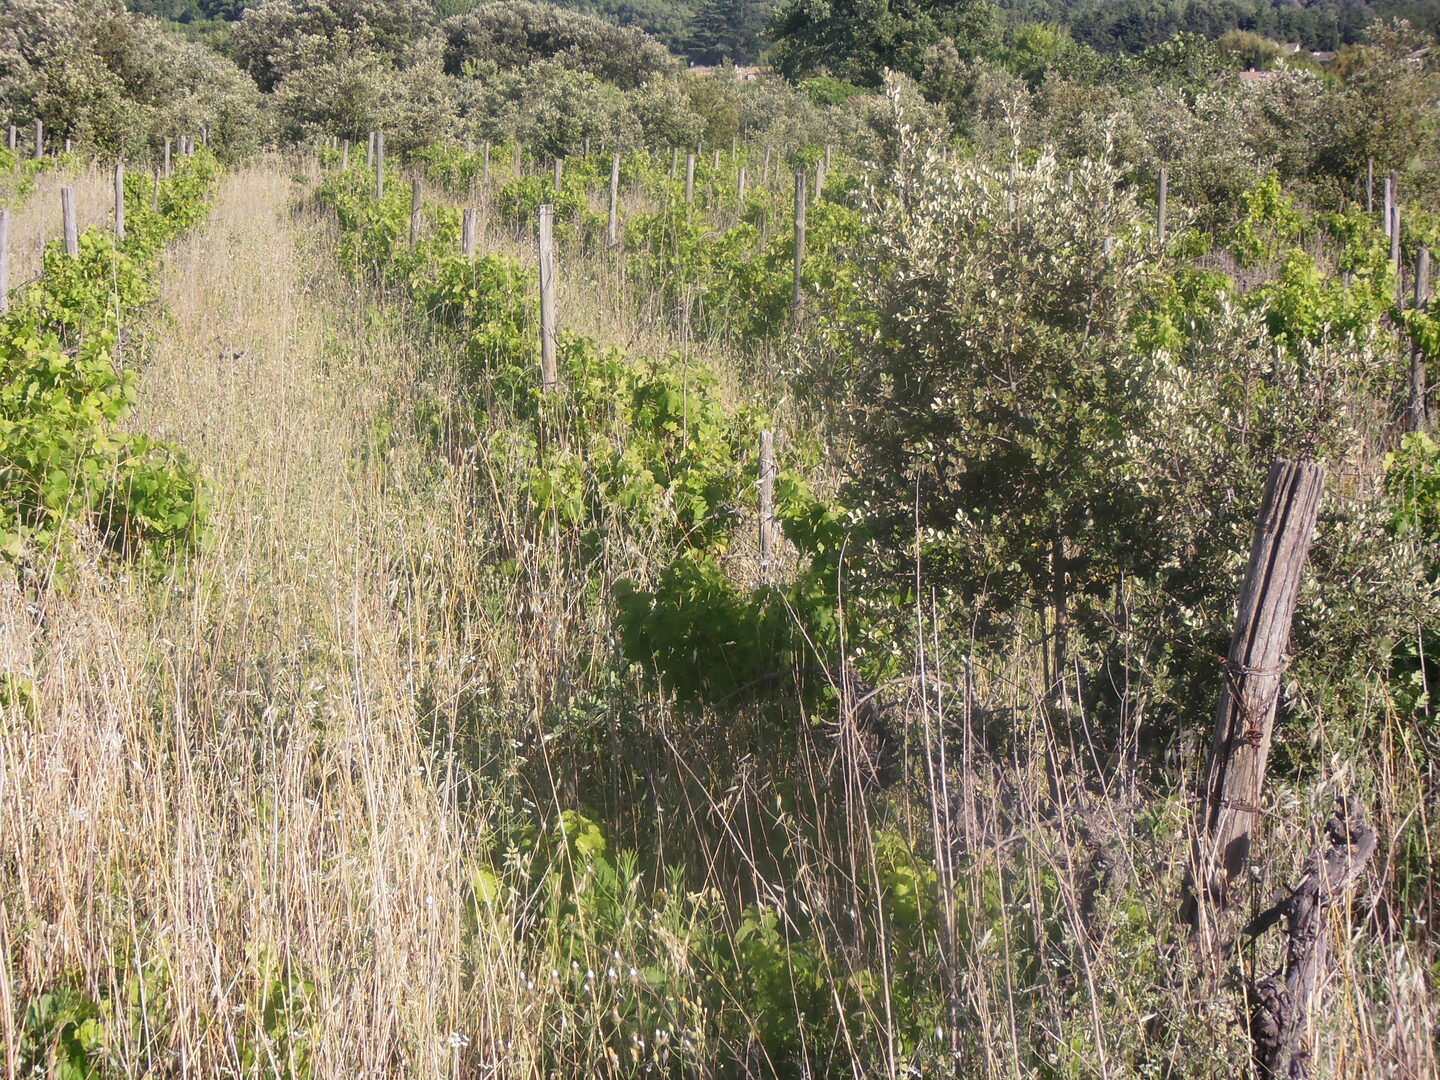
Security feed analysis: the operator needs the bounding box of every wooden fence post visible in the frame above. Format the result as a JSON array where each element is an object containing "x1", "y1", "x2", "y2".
[
  {"x1": 731, "y1": 134, "x2": 738, "y2": 162},
  {"x1": 409, "y1": 178, "x2": 421, "y2": 247},
  {"x1": 482, "y1": 141, "x2": 490, "y2": 185},
  {"x1": 814, "y1": 160, "x2": 823, "y2": 200},
  {"x1": 553, "y1": 156, "x2": 563, "y2": 191},
  {"x1": 1183, "y1": 458, "x2": 1325, "y2": 948},
  {"x1": 163, "y1": 137, "x2": 171, "y2": 178},
  {"x1": 537, "y1": 203, "x2": 558, "y2": 394},
  {"x1": 1410, "y1": 246, "x2": 1431, "y2": 432},
  {"x1": 61, "y1": 187, "x2": 78, "y2": 257},
  {"x1": 33, "y1": 119, "x2": 42, "y2": 160},
  {"x1": 584, "y1": 136, "x2": 590, "y2": 157},
  {"x1": 791, "y1": 169, "x2": 806, "y2": 330},
  {"x1": 737, "y1": 166, "x2": 747, "y2": 206},
  {"x1": 824, "y1": 144, "x2": 833, "y2": 172},
  {"x1": 513, "y1": 141, "x2": 522, "y2": 177},
  {"x1": 375, "y1": 132, "x2": 385, "y2": 199},
  {"x1": 64, "y1": 137, "x2": 71, "y2": 155},
  {"x1": 1385, "y1": 172, "x2": 1397, "y2": 255},
  {"x1": 762, "y1": 143, "x2": 771, "y2": 186},
  {"x1": 685, "y1": 153, "x2": 695, "y2": 204},
  {"x1": 670, "y1": 147, "x2": 678, "y2": 181},
  {"x1": 712, "y1": 148, "x2": 720, "y2": 170},
  {"x1": 759, "y1": 430, "x2": 777, "y2": 580},
  {"x1": 6, "y1": 125, "x2": 14, "y2": 152},
  {"x1": 341, "y1": 139, "x2": 349, "y2": 170},
  {"x1": 607, "y1": 151, "x2": 620, "y2": 248},
  {"x1": 1158, "y1": 166, "x2": 1168, "y2": 246},
  {"x1": 1391, "y1": 203, "x2": 1401, "y2": 271},
  {"x1": 0, "y1": 209, "x2": 8, "y2": 314},
  {"x1": 1365, "y1": 159, "x2": 1373, "y2": 214},
  {"x1": 462, "y1": 208, "x2": 476, "y2": 257},
  {"x1": 114, "y1": 162, "x2": 125, "y2": 242}
]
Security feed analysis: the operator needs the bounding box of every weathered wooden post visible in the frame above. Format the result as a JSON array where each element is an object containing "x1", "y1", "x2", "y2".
[
  {"x1": 814, "y1": 160, "x2": 823, "y2": 200},
  {"x1": 537, "y1": 203, "x2": 558, "y2": 394},
  {"x1": 1391, "y1": 203, "x2": 1401, "y2": 271},
  {"x1": 758, "y1": 430, "x2": 777, "y2": 580},
  {"x1": 151, "y1": 170, "x2": 160, "y2": 211},
  {"x1": 6, "y1": 125, "x2": 14, "y2": 152},
  {"x1": 375, "y1": 131, "x2": 385, "y2": 199},
  {"x1": 1365, "y1": 159, "x2": 1373, "y2": 214},
  {"x1": 731, "y1": 134, "x2": 738, "y2": 162},
  {"x1": 1410, "y1": 246, "x2": 1431, "y2": 432},
  {"x1": 1182, "y1": 458, "x2": 1325, "y2": 948},
  {"x1": 737, "y1": 166, "x2": 747, "y2": 206},
  {"x1": 762, "y1": 143, "x2": 771, "y2": 185},
  {"x1": 462, "y1": 208, "x2": 476, "y2": 257},
  {"x1": 824, "y1": 143, "x2": 833, "y2": 172},
  {"x1": 685, "y1": 153, "x2": 695, "y2": 204},
  {"x1": 1385, "y1": 172, "x2": 1397, "y2": 257},
  {"x1": 409, "y1": 178, "x2": 422, "y2": 247},
  {"x1": 482, "y1": 141, "x2": 490, "y2": 185},
  {"x1": 0, "y1": 209, "x2": 9, "y2": 314},
  {"x1": 114, "y1": 162, "x2": 125, "y2": 242},
  {"x1": 583, "y1": 136, "x2": 590, "y2": 157},
  {"x1": 553, "y1": 156, "x2": 563, "y2": 191},
  {"x1": 33, "y1": 119, "x2": 42, "y2": 160},
  {"x1": 163, "y1": 137, "x2": 171, "y2": 178},
  {"x1": 513, "y1": 141, "x2": 522, "y2": 176},
  {"x1": 63, "y1": 137, "x2": 71, "y2": 155},
  {"x1": 712, "y1": 148, "x2": 720, "y2": 170},
  {"x1": 791, "y1": 169, "x2": 806, "y2": 330},
  {"x1": 341, "y1": 138, "x2": 349, "y2": 170},
  {"x1": 670, "y1": 147, "x2": 678, "y2": 181},
  {"x1": 61, "y1": 187, "x2": 78, "y2": 257},
  {"x1": 1158, "y1": 166, "x2": 1168, "y2": 246},
  {"x1": 607, "y1": 151, "x2": 620, "y2": 248}
]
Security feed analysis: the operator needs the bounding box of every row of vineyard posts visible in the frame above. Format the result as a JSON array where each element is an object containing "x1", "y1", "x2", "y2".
[
  {"x1": 314, "y1": 129, "x2": 1432, "y2": 1080},
  {"x1": 0, "y1": 127, "x2": 209, "y2": 313},
  {"x1": 306, "y1": 131, "x2": 1432, "y2": 438},
  {"x1": 1, "y1": 122, "x2": 1408, "y2": 1077}
]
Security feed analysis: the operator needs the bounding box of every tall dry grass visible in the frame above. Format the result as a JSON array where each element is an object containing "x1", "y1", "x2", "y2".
[
  {"x1": 2, "y1": 161, "x2": 120, "y2": 288},
  {"x1": 1, "y1": 156, "x2": 1435, "y2": 1079}
]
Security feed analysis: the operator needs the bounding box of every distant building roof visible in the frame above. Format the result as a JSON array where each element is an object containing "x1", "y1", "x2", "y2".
[{"x1": 1239, "y1": 70, "x2": 1277, "y2": 83}]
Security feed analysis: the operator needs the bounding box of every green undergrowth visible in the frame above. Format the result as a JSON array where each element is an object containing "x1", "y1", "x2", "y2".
[
  {"x1": 319, "y1": 161, "x2": 856, "y2": 712},
  {"x1": 314, "y1": 157, "x2": 962, "y2": 1075},
  {"x1": 311, "y1": 139, "x2": 1440, "y2": 1078},
  {"x1": 0, "y1": 149, "x2": 218, "y2": 564},
  {"x1": 0, "y1": 145, "x2": 72, "y2": 206}
]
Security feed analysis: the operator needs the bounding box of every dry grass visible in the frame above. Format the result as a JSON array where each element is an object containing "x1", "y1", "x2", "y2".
[
  {"x1": 1, "y1": 160, "x2": 531, "y2": 1075},
  {"x1": 2, "y1": 157, "x2": 1436, "y2": 1079},
  {"x1": 2, "y1": 161, "x2": 119, "y2": 289}
]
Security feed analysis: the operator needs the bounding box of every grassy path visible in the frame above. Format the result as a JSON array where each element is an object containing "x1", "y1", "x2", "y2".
[{"x1": 2, "y1": 162, "x2": 519, "y2": 1076}]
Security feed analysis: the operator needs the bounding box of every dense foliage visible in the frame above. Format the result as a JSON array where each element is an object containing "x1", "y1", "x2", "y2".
[
  {"x1": 0, "y1": 0, "x2": 259, "y2": 160},
  {"x1": 7, "y1": 1, "x2": 1440, "y2": 1077}
]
